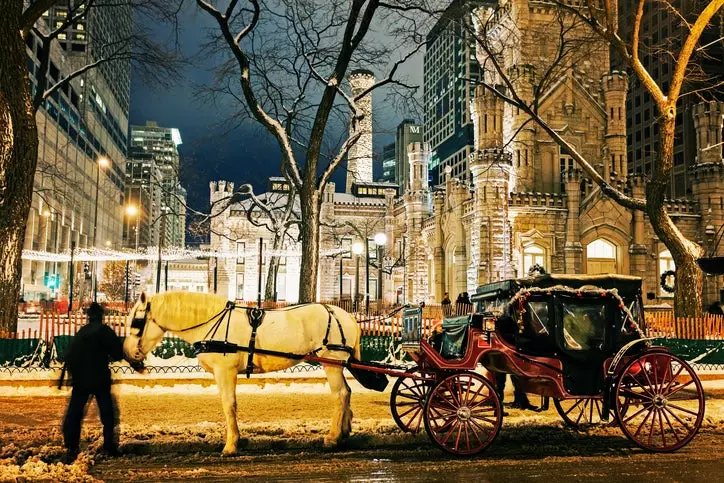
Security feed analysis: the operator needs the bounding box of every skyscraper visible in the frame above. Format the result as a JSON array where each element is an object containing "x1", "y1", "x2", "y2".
[
  {"x1": 21, "y1": 5, "x2": 132, "y2": 300},
  {"x1": 128, "y1": 122, "x2": 186, "y2": 248},
  {"x1": 380, "y1": 143, "x2": 396, "y2": 183},
  {"x1": 618, "y1": 1, "x2": 724, "y2": 197},
  {"x1": 423, "y1": 0, "x2": 490, "y2": 187},
  {"x1": 395, "y1": 120, "x2": 423, "y2": 190}
]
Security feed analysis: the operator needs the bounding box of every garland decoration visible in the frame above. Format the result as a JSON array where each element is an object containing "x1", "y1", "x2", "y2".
[
  {"x1": 508, "y1": 284, "x2": 645, "y2": 338},
  {"x1": 660, "y1": 270, "x2": 676, "y2": 294}
]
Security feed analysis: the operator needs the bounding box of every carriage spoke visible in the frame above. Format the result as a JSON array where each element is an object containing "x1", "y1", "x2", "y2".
[
  {"x1": 658, "y1": 408, "x2": 667, "y2": 448},
  {"x1": 622, "y1": 402, "x2": 650, "y2": 424},
  {"x1": 637, "y1": 360, "x2": 657, "y2": 397},
  {"x1": 663, "y1": 406, "x2": 693, "y2": 432},
  {"x1": 648, "y1": 407, "x2": 658, "y2": 447},
  {"x1": 665, "y1": 402, "x2": 700, "y2": 417},
  {"x1": 661, "y1": 407, "x2": 682, "y2": 443},
  {"x1": 665, "y1": 379, "x2": 695, "y2": 398},
  {"x1": 632, "y1": 405, "x2": 655, "y2": 439},
  {"x1": 398, "y1": 404, "x2": 423, "y2": 420},
  {"x1": 564, "y1": 398, "x2": 584, "y2": 416},
  {"x1": 662, "y1": 363, "x2": 684, "y2": 395},
  {"x1": 620, "y1": 387, "x2": 653, "y2": 401}
]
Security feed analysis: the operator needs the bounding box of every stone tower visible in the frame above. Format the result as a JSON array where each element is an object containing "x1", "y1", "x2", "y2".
[
  {"x1": 601, "y1": 71, "x2": 629, "y2": 179},
  {"x1": 405, "y1": 142, "x2": 431, "y2": 303},
  {"x1": 209, "y1": 181, "x2": 235, "y2": 299},
  {"x1": 691, "y1": 101, "x2": 724, "y2": 305},
  {"x1": 346, "y1": 69, "x2": 375, "y2": 193},
  {"x1": 470, "y1": 85, "x2": 514, "y2": 284}
]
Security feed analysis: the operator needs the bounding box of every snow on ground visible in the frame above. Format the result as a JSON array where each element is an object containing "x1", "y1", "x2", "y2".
[{"x1": 1, "y1": 384, "x2": 723, "y2": 482}]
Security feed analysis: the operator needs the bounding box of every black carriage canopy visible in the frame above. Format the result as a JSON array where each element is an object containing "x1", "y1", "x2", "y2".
[{"x1": 471, "y1": 273, "x2": 643, "y2": 307}]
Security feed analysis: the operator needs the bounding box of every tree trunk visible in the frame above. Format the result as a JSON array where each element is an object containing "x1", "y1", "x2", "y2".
[
  {"x1": 646, "y1": 114, "x2": 703, "y2": 317},
  {"x1": 0, "y1": 6, "x2": 40, "y2": 333},
  {"x1": 297, "y1": 187, "x2": 320, "y2": 303},
  {"x1": 264, "y1": 230, "x2": 284, "y2": 301}
]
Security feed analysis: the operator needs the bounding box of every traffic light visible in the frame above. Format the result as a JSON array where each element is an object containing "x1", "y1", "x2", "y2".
[
  {"x1": 44, "y1": 273, "x2": 60, "y2": 289},
  {"x1": 83, "y1": 262, "x2": 91, "y2": 280}
]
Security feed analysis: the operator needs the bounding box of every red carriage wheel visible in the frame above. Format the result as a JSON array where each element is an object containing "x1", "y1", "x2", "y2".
[
  {"x1": 390, "y1": 375, "x2": 431, "y2": 433},
  {"x1": 554, "y1": 398, "x2": 615, "y2": 428},
  {"x1": 423, "y1": 372, "x2": 503, "y2": 456},
  {"x1": 615, "y1": 352, "x2": 705, "y2": 452}
]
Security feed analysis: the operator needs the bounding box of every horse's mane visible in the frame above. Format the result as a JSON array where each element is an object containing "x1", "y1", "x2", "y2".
[{"x1": 150, "y1": 292, "x2": 230, "y2": 331}]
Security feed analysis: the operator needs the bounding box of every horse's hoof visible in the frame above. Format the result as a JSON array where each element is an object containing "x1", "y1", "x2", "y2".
[
  {"x1": 323, "y1": 436, "x2": 340, "y2": 448},
  {"x1": 221, "y1": 447, "x2": 238, "y2": 457}
]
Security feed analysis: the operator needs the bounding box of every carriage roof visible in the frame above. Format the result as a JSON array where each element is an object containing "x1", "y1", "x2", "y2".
[{"x1": 471, "y1": 274, "x2": 642, "y2": 303}]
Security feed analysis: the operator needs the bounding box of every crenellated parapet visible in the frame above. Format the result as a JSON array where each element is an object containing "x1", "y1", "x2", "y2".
[{"x1": 509, "y1": 192, "x2": 566, "y2": 209}]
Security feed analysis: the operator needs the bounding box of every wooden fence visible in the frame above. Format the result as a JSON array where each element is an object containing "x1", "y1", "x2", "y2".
[
  {"x1": 7, "y1": 306, "x2": 722, "y2": 344},
  {"x1": 645, "y1": 312, "x2": 724, "y2": 340}
]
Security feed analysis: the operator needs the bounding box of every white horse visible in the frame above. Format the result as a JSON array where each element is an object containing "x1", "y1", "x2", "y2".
[{"x1": 123, "y1": 291, "x2": 362, "y2": 455}]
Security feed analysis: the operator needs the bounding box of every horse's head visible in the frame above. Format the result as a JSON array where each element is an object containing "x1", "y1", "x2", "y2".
[{"x1": 124, "y1": 292, "x2": 165, "y2": 362}]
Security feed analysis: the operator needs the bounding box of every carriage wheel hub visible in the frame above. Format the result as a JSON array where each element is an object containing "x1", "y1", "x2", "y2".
[
  {"x1": 457, "y1": 407, "x2": 472, "y2": 421},
  {"x1": 653, "y1": 394, "x2": 667, "y2": 408}
]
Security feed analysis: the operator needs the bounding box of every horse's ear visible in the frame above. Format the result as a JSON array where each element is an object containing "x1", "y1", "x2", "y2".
[{"x1": 140, "y1": 291, "x2": 147, "y2": 304}]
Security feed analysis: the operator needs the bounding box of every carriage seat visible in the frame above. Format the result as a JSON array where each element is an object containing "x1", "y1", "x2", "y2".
[{"x1": 439, "y1": 316, "x2": 470, "y2": 359}]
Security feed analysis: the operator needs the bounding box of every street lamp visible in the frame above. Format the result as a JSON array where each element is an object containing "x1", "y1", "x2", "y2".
[
  {"x1": 92, "y1": 156, "x2": 110, "y2": 301},
  {"x1": 374, "y1": 232, "x2": 387, "y2": 303},
  {"x1": 124, "y1": 203, "x2": 140, "y2": 306},
  {"x1": 352, "y1": 241, "x2": 364, "y2": 312}
]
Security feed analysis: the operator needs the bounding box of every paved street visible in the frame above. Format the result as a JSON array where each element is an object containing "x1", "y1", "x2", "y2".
[{"x1": 1, "y1": 388, "x2": 722, "y2": 481}]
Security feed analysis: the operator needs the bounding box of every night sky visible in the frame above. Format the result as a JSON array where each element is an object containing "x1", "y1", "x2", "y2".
[{"x1": 129, "y1": 5, "x2": 423, "y2": 220}]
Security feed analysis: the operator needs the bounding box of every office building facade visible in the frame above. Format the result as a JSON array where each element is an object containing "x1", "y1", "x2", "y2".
[
  {"x1": 423, "y1": 0, "x2": 489, "y2": 188},
  {"x1": 618, "y1": 1, "x2": 724, "y2": 197},
  {"x1": 21, "y1": 5, "x2": 131, "y2": 301},
  {"x1": 394, "y1": 120, "x2": 422, "y2": 190},
  {"x1": 127, "y1": 122, "x2": 186, "y2": 248}
]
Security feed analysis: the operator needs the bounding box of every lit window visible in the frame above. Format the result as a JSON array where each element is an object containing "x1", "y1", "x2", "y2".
[
  {"x1": 236, "y1": 241, "x2": 245, "y2": 264},
  {"x1": 58, "y1": 33, "x2": 66, "y2": 40},
  {"x1": 587, "y1": 239, "x2": 616, "y2": 259},
  {"x1": 523, "y1": 244, "x2": 546, "y2": 275}
]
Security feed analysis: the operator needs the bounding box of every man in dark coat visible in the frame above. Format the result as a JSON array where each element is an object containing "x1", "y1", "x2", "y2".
[{"x1": 61, "y1": 302, "x2": 123, "y2": 463}]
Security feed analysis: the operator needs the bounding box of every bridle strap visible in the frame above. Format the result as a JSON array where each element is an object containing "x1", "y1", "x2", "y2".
[{"x1": 245, "y1": 307, "x2": 265, "y2": 378}]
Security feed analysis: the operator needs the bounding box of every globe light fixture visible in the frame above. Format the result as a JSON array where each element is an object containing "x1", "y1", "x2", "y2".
[
  {"x1": 125, "y1": 204, "x2": 139, "y2": 216},
  {"x1": 374, "y1": 232, "x2": 387, "y2": 246},
  {"x1": 97, "y1": 156, "x2": 110, "y2": 168},
  {"x1": 352, "y1": 241, "x2": 364, "y2": 255}
]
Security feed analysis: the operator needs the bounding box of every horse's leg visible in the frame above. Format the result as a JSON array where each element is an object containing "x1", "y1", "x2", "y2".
[
  {"x1": 340, "y1": 376, "x2": 353, "y2": 439},
  {"x1": 212, "y1": 361, "x2": 240, "y2": 456},
  {"x1": 322, "y1": 364, "x2": 351, "y2": 447}
]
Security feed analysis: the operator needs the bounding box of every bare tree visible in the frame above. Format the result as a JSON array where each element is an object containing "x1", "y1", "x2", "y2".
[
  {"x1": 194, "y1": 0, "x2": 438, "y2": 302},
  {"x1": 235, "y1": 183, "x2": 300, "y2": 300},
  {"x1": 0, "y1": 0, "x2": 182, "y2": 332},
  {"x1": 468, "y1": 1, "x2": 723, "y2": 316}
]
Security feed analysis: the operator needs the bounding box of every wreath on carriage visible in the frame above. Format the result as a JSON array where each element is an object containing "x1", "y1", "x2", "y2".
[{"x1": 660, "y1": 269, "x2": 676, "y2": 293}]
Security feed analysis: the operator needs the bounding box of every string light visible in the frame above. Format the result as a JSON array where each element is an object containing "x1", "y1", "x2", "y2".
[{"x1": 21, "y1": 245, "x2": 352, "y2": 262}]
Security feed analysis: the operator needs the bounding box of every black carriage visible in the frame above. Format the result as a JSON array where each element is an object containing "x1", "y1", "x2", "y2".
[{"x1": 389, "y1": 274, "x2": 705, "y2": 455}]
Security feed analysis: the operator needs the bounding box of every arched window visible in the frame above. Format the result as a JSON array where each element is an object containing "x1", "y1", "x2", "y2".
[
  {"x1": 587, "y1": 239, "x2": 616, "y2": 259},
  {"x1": 523, "y1": 244, "x2": 546, "y2": 276},
  {"x1": 586, "y1": 239, "x2": 617, "y2": 274}
]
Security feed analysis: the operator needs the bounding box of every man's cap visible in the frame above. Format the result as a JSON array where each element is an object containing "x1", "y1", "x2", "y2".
[{"x1": 86, "y1": 302, "x2": 104, "y2": 318}]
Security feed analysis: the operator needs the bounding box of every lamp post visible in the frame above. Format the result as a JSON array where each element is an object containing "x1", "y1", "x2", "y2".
[
  {"x1": 374, "y1": 232, "x2": 387, "y2": 305},
  {"x1": 92, "y1": 156, "x2": 110, "y2": 301},
  {"x1": 352, "y1": 241, "x2": 364, "y2": 312},
  {"x1": 124, "y1": 204, "x2": 139, "y2": 306}
]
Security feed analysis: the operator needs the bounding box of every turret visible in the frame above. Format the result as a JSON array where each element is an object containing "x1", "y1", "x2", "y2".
[
  {"x1": 601, "y1": 71, "x2": 629, "y2": 179},
  {"x1": 346, "y1": 69, "x2": 375, "y2": 193},
  {"x1": 408, "y1": 142, "x2": 431, "y2": 193},
  {"x1": 693, "y1": 101, "x2": 724, "y2": 166}
]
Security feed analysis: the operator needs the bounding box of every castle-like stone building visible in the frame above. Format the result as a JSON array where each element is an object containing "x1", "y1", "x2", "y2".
[{"x1": 210, "y1": 1, "x2": 723, "y2": 307}]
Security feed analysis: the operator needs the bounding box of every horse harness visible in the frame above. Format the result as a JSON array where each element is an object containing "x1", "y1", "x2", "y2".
[{"x1": 190, "y1": 302, "x2": 354, "y2": 378}]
